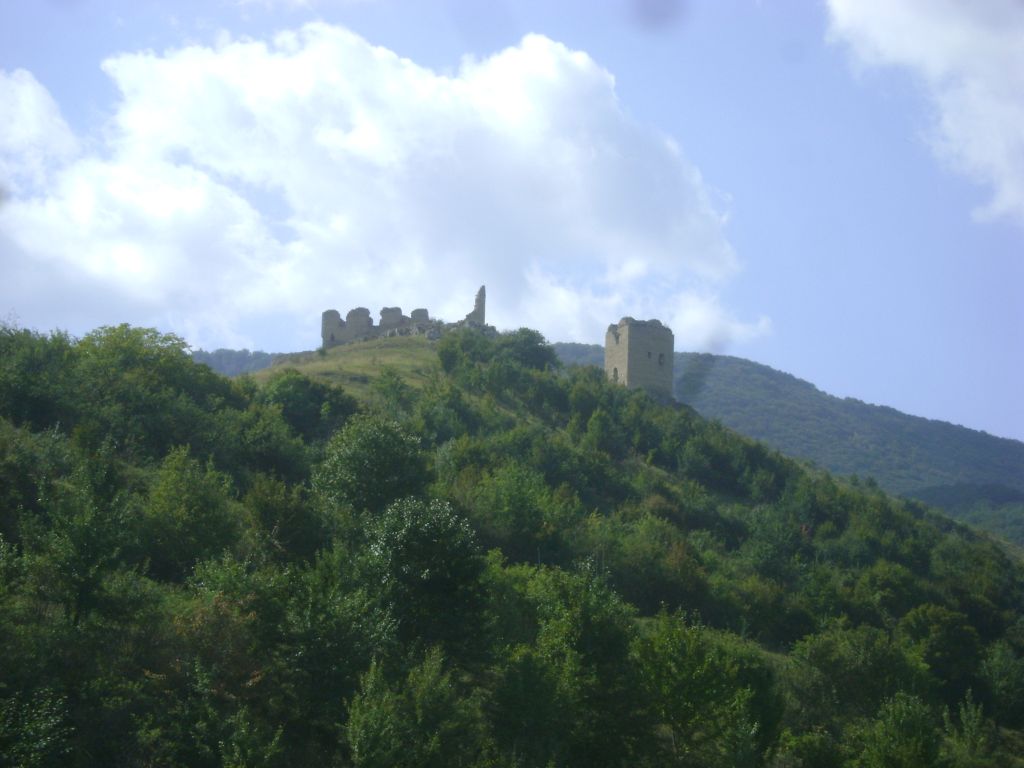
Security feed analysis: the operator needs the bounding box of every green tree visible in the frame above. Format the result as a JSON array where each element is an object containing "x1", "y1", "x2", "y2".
[
  {"x1": 494, "y1": 328, "x2": 559, "y2": 371},
  {"x1": 0, "y1": 689, "x2": 72, "y2": 768},
  {"x1": 21, "y1": 468, "x2": 133, "y2": 626},
  {"x1": 980, "y1": 640, "x2": 1024, "y2": 727},
  {"x1": 369, "y1": 367, "x2": 415, "y2": 417},
  {"x1": 0, "y1": 325, "x2": 76, "y2": 433},
  {"x1": 582, "y1": 406, "x2": 619, "y2": 456},
  {"x1": 73, "y1": 325, "x2": 240, "y2": 460},
  {"x1": 847, "y1": 692, "x2": 940, "y2": 768},
  {"x1": 258, "y1": 368, "x2": 357, "y2": 443},
  {"x1": 280, "y1": 544, "x2": 395, "y2": 758},
  {"x1": 852, "y1": 560, "x2": 926, "y2": 624},
  {"x1": 898, "y1": 604, "x2": 981, "y2": 706},
  {"x1": 243, "y1": 474, "x2": 322, "y2": 561},
  {"x1": 0, "y1": 417, "x2": 75, "y2": 545},
  {"x1": 633, "y1": 612, "x2": 770, "y2": 766},
  {"x1": 141, "y1": 447, "x2": 239, "y2": 581},
  {"x1": 411, "y1": 380, "x2": 480, "y2": 446},
  {"x1": 346, "y1": 649, "x2": 488, "y2": 768},
  {"x1": 362, "y1": 498, "x2": 484, "y2": 656},
  {"x1": 214, "y1": 402, "x2": 310, "y2": 485},
  {"x1": 941, "y1": 691, "x2": 998, "y2": 768},
  {"x1": 466, "y1": 462, "x2": 557, "y2": 563},
  {"x1": 312, "y1": 415, "x2": 427, "y2": 516},
  {"x1": 787, "y1": 620, "x2": 930, "y2": 728},
  {"x1": 489, "y1": 643, "x2": 568, "y2": 766},
  {"x1": 524, "y1": 563, "x2": 649, "y2": 767}
]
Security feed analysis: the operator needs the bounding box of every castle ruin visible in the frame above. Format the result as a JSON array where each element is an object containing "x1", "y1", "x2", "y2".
[
  {"x1": 321, "y1": 285, "x2": 491, "y2": 349},
  {"x1": 605, "y1": 317, "x2": 674, "y2": 401}
]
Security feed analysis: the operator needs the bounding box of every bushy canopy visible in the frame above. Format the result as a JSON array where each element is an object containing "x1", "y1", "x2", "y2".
[{"x1": 1, "y1": 323, "x2": 1023, "y2": 766}]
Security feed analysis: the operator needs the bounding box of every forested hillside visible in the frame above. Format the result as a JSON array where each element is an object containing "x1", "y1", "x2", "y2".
[
  {"x1": 555, "y1": 343, "x2": 1024, "y2": 532},
  {"x1": 5, "y1": 324, "x2": 1024, "y2": 766}
]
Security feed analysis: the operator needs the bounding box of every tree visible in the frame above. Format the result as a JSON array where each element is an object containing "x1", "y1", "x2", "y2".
[
  {"x1": 580, "y1": 406, "x2": 609, "y2": 455},
  {"x1": 941, "y1": 691, "x2": 998, "y2": 768},
  {"x1": 362, "y1": 498, "x2": 484, "y2": 656},
  {"x1": 0, "y1": 689, "x2": 72, "y2": 767},
  {"x1": 346, "y1": 649, "x2": 488, "y2": 768},
  {"x1": 633, "y1": 612, "x2": 769, "y2": 766},
  {"x1": 0, "y1": 325, "x2": 76, "y2": 433},
  {"x1": 898, "y1": 604, "x2": 981, "y2": 706},
  {"x1": 73, "y1": 325, "x2": 240, "y2": 460},
  {"x1": 278, "y1": 544, "x2": 395, "y2": 760},
  {"x1": 520, "y1": 563, "x2": 649, "y2": 767},
  {"x1": 243, "y1": 474, "x2": 322, "y2": 561},
  {"x1": 312, "y1": 415, "x2": 427, "y2": 516},
  {"x1": 258, "y1": 368, "x2": 357, "y2": 442},
  {"x1": 847, "y1": 692, "x2": 940, "y2": 768},
  {"x1": 494, "y1": 328, "x2": 559, "y2": 371},
  {"x1": 787, "y1": 620, "x2": 930, "y2": 728},
  {"x1": 141, "y1": 447, "x2": 239, "y2": 581},
  {"x1": 466, "y1": 462, "x2": 555, "y2": 563},
  {"x1": 980, "y1": 639, "x2": 1024, "y2": 727}
]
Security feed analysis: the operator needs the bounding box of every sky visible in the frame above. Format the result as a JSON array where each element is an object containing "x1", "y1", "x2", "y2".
[{"x1": 1, "y1": 0, "x2": 1022, "y2": 442}]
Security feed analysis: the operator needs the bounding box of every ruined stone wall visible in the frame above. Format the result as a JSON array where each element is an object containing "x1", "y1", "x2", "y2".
[
  {"x1": 605, "y1": 317, "x2": 674, "y2": 401},
  {"x1": 321, "y1": 307, "x2": 378, "y2": 348},
  {"x1": 321, "y1": 286, "x2": 490, "y2": 349},
  {"x1": 322, "y1": 306, "x2": 426, "y2": 348},
  {"x1": 321, "y1": 310, "x2": 343, "y2": 347}
]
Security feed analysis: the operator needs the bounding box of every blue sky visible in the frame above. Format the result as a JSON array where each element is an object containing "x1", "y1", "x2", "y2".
[{"x1": 1, "y1": 0, "x2": 1022, "y2": 441}]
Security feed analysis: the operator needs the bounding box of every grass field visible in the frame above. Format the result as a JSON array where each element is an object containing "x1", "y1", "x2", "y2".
[{"x1": 251, "y1": 335, "x2": 441, "y2": 401}]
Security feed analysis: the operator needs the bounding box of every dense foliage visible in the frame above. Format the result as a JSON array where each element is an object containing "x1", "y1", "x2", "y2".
[
  {"x1": 3, "y1": 323, "x2": 1024, "y2": 766},
  {"x1": 556, "y1": 343, "x2": 1024, "y2": 543}
]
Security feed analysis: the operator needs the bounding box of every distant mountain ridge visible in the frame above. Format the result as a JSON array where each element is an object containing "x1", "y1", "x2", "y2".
[
  {"x1": 553, "y1": 343, "x2": 1024, "y2": 505},
  {"x1": 191, "y1": 348, "x2": 278, "y2": 377}
]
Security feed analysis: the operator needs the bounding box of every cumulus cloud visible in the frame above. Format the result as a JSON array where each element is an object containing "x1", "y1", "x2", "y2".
[
  {"x1": 669, "y1": 292, "x2": 771, "y2": 352},
  {"x1": 0, "y1": 69, "x2": 79, "y2": 194},
  {"x1": 827, "y1": 0, "x2": 1024, "y2": 225},
  {"x1": 0, "y1": 23, "x2": 764, "y2": 351}
]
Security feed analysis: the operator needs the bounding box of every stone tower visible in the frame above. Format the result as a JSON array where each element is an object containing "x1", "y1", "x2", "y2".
[{"x1": 604, "y1": 317, "x2": 674, "y2": 401}]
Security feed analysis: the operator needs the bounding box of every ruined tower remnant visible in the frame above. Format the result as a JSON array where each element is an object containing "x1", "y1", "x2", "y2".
[
  {"x1": 604, "y1": 317, "x2": 674, "y2": 401},
  {"x1": 464, "y1": 285, "x2": 486, "y2": 325}
]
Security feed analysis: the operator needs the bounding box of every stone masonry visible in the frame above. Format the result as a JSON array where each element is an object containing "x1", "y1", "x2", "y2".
[
  {"x1": 321, "y1": 285, "x2": 490, "y2": 349},
  {"x1": 604, "y1": 317, "x2": 674, "y2": 401}
]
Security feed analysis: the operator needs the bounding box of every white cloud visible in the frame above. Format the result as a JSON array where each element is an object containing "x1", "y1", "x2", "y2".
[
  {"x1": 668, "y1": 292, "x2": 771, "y2": 352},
  {"x1": 827, "y1": 0, "x2": 1024, "y2": 224},
  {"x1": 1, "y1": 23, "x2": 762, "y2": 351},
  {"x1": 0, "y1": 69, "x2": 79, "y2": 194}
]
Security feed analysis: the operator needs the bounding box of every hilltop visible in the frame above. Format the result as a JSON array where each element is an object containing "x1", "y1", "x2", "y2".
[
  {"x1": 8, "y1": 323, "x2": 1024, "y2": 765},
  {"x1": 196, "y1": 342, "x2": 1024, "y2": 500},
  {"x1": 194, "y1": 340, "x2": 1024, "y2": 543}
]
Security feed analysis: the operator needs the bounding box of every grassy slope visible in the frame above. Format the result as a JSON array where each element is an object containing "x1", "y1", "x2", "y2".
[{"x1": 252, "y1": 335, "x2": 440, "y2": 401}]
